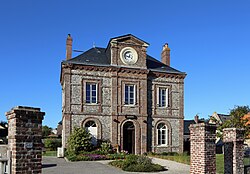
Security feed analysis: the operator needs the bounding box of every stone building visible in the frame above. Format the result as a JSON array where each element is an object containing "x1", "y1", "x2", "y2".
[{"x1": 60, "y1": 34, "x2": 186, "y2": 154}]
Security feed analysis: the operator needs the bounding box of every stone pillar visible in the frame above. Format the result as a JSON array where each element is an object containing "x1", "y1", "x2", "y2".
[
  {"x1": 6, "y1": 106, "x2": 45, "y2": 174},
  {"x1": 223, "y1": 128, "x2": 245, "y2": 174},
  {"x1": 189, "y1": 123, "x2": 216, "y2": 174}
]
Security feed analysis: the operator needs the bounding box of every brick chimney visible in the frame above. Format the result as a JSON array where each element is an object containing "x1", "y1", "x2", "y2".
[
  {"x1": 66, "y1": 34, "x2": 73, "y2": 60},
  {"x1": 161, "y1": 43, "x2": 170, "y2": 66}
]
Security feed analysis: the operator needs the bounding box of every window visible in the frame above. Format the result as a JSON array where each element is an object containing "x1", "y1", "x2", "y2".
[
  {"x1": 85, "y1": 121, "x2": 97, "y2": 145},
  {"x1": 86, "y1": 83, "x2": 97, "y2": 104},
  {"x1": 158, "y1": 88, "x2": 168, "y2": 107},
  {"x1": 125, "y1": 84, "x2": 135, "y2": 105},
  {"x1": 157, "y1": 123, "x2": 168, "y2": 145}
]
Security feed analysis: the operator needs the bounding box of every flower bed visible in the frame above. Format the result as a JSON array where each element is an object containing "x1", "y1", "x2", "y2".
[
  {"x1": 66, "y1": 151, "x2": 127, "y2": 161},
  {"x1": 109, "y1": 154, "x2": 165, "y2": 172}
]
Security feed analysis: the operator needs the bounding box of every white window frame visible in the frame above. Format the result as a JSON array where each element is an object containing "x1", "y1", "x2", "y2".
[
  {"x1": 158, "y1": 88, "x2": 169, "y2": 107},
  {"x1": 157, "y1": 123, "x2": 168, "y2": 146},
  {"x1": 86, "y1": 82, "x2": 98, "y2": 104},
  {"x1": 124, "y1": 84, "x2": 136, "y2": 105}
]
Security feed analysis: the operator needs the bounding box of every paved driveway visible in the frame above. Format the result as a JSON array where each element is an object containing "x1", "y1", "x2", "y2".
[{"x1": 42, "y1": 156, "x2": 189, "y2": 174}]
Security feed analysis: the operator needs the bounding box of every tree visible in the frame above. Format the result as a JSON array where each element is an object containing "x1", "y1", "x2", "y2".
[
  {"x1": 217, "y1": 105, "x2": 250, "y2": 139},
  {"x1": 42, "y1": 125, "x2": 53, "y2": 138},
  {"x1": 67, "y1": 127, "x2": 92, "y2": 155}
]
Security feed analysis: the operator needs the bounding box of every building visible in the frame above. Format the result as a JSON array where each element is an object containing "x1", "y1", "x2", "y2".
[
  {"x1": 60, "y1": 34, "x2": 186, "y2": 154},
  {"x1": 183, "y1": 115, "x2": 206, "y2": 152},
  {"x1": 209, "y1": 112, "x2": 231, "y2": 153},
  {"x1": 209, "y1": 112, "x2": 231, "y2": 125}
]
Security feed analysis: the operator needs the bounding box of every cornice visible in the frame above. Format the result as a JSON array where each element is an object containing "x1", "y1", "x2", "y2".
[{"x1": 149, "y1": 71, "x2": 186, "y2": 79}]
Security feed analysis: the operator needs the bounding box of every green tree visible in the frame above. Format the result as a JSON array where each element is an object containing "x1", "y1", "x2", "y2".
[
  {"x1": 67, "y1": 127, "x2": 92, "y2": 155},
  {"x1": 217, "y1": 105, "x2": 250, "y2": 139},
  {"x1": 42, "y1": 125, "x2": 53, "y2": 138}
]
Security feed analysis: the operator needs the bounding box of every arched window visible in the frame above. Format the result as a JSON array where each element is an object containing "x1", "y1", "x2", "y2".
[
  {"x1": 85, "y1": 121, "x2": 97, "y2": 145},
  {"x1": 157, "y1": 123, "x2": 168, "y2": 146}
]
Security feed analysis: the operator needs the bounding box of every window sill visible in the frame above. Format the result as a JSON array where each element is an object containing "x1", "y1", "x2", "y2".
[
  {"x1": 155, "y1": 145, "x2": 168, "y2": 147},
  {"x1": 84, "y1": 103, "x2": 100, "y2": 106}
]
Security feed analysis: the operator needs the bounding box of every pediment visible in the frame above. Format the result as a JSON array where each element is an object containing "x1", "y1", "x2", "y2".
[{"x1": 109, "y1": 34, "x2": 149, "y2": 47}]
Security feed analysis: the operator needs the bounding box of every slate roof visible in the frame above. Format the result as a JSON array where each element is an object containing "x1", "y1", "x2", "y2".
[
  {"x1": 63, "y1": 47, "x2": 185, "y2": 75},
  {"x1": 184, "y1": 120, "x2": 195, "y2": 135},
  {"x1": 217, "y1": 114, "x2": 230, "y2": 123}
]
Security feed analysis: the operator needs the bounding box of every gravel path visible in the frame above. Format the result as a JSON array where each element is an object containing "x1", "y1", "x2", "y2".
[{"x1": 42, "y1": 156, "x2": 190, "y2": 174}]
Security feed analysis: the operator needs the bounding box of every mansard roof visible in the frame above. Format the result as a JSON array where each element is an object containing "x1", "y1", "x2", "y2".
[{"x1": 63, "y1": 46, "x2": 185, "y2": 75}]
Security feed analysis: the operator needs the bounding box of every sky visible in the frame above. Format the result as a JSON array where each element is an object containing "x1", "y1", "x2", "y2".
[{"x1": 0, "y1": 0, "x2": 249, "y2": 128}]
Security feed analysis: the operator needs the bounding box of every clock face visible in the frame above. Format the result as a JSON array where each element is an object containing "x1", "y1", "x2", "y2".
[
  {"x1": 124, "y1": 51, "x2": 134, "y2": 61},
  {"x1": 120, "y1": 47, "x2": 138, "y2": 65}
]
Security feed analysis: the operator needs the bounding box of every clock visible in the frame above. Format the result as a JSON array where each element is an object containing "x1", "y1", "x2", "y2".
[{"x1": 120, "y1": 47, "x2": 138, "y2": 65}]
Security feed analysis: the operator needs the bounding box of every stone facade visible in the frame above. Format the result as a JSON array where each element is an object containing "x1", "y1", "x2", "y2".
[
  {"x1": 60, "y1": 34, "x2": 186, "y2": 154},
  {"x1": 5, "y1": 106, "x2": 45, "y2": 174},
  {"x1": 189, "y1": 123, "x2": 217, "y2": 174}
]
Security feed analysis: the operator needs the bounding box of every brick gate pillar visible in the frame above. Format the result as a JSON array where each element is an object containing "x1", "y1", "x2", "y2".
[
  {"x1": 6, "y1": 106, "x2": 45, "y2": 174},
  {"x1": 189, "y1": 123, "x2": 216, "y2": 174},
  {"x1": 223, "y1": 128, "x2": 245, "y2": 174}
]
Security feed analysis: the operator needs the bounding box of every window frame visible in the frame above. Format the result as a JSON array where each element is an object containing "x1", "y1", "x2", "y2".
[
  {"x1": 158, "y1": 87, "x2": 169, "y2": 107},
  {"x1": 157, "y1": 123, "x2": 168, "y2": 146},
  {"x1": 85, "y1": 82, "x2": 98, "y2": 104},
  {"x1": 124, "y1": 84, "x2": 136, "y2": 105}
]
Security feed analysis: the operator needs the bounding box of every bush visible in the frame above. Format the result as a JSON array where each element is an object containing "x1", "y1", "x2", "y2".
[
  {"x1": 109, "y1": 154, "x2": 165, "y2": 172},
  {"x1": 44, "y1": 138, "x2": 62, "y2": 151},
  {"x1": 67, "y1": 127, "x2": 92, "y2": 155},
  {"x1": 100, "y1": 142, "x2": 113, "y2": 154}
]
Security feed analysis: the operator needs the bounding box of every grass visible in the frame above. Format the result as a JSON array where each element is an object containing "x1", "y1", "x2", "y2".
[
  {"x1": 43, "y1": 150, "x2": 57, "y2": 156},
  {"x1": 216, "y1": 154, "x2": 224, "y2": 174},
  {"x1": 149, "y1": 153, "x2": 250, "y2": 174},
  {"x1": 148, "y1": 153, "x2": 190, "y2": 165}
]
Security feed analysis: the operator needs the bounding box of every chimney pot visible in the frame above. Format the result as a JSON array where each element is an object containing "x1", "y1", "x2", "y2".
[{"x1": 66, "y1": 34, "x2": 73, "y2": 60}]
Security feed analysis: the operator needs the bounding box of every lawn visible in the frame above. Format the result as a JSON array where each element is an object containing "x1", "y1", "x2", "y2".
[
  {"x1": 148, "y1": 153, "x2": 245, "y2": 174},
  {"x1": 43, "y1": 151, "x2": 57, "y2": 157}
]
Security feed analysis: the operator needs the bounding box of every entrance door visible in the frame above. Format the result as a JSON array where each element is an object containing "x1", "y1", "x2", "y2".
[{"x1": 123, "y1": 121, "x2": 135, "y2": 154}]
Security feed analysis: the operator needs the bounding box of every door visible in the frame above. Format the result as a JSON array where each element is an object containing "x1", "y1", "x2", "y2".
[{"x1": 123, "y1": 121, "x2": 135, "y2": 154}]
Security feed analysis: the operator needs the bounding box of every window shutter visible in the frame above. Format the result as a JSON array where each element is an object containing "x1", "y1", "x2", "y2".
[
  {"x1": 134, "y1": 85, "x2": 136, "y2": 105},
  {"x1": 166, "y1": 88, "x2": 169, "y2": 107},
  {"x1": 156, "y1": 87, "x2": 159, "y2": 107}
]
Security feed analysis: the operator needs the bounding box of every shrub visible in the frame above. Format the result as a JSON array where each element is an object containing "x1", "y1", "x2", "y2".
[
  {"x1": 100, "y1": 142, "x2": 112, "y2": 154},
  {"x1": 44, "y1": 138, "x2": 62, "y2": 151},
  {"x1": 109, "y1": 154, "x2": 165, "y2": 172},
  {"x1": 67, "y1": 127, "x2": 92, "y2": 155}
]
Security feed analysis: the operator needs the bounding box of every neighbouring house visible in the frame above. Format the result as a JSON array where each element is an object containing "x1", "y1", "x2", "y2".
[
  {"x1": 209, "y1": 112, "x2": 231, "y2": 153},
  {"x1": 60, "y1": 34, "x2": 186, "y2": 154},
  {"x1": 183, "y1": 115, "x2": 205, "y2": 152},
  {"x1": 209, "y1": 112, "x2": 231, "y2": 125}
]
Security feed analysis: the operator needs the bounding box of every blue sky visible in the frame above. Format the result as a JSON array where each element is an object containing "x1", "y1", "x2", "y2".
[{"x1": 0, "y1": 0, "x2": 249, "y2": 128}]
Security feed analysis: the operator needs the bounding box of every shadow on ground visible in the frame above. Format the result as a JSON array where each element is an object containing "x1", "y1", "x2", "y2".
[{"x1": 42, "y1": 164, "x2": 57, "y2": 168}]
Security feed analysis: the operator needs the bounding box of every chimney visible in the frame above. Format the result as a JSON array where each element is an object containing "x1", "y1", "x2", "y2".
[
  {"x1": 161, "y1": 43, "x2": 170, "y2": 66},
  {"x1": 66, "y1": 34, "x2": 73, "y2": 60},
  {"x1": 194, "y1": 115, "x2": 199, "y2": 124}
]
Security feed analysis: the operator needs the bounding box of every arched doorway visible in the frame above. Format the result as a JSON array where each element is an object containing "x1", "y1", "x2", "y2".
[
  {"x1": 85, "y1": 120, "x2": 97, "y2": 146},
  {"x1": 123, "y1": 121, "x2": 135, "y2": 154}
]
